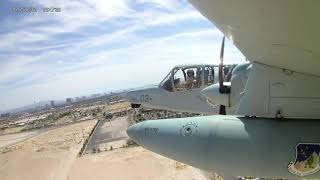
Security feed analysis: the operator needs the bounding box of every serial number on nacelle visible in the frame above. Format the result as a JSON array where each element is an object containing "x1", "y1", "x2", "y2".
[
  {"x1": 144, "y1": 127, "x2": 159, "y2": 133},
  {"x1": 140, "y1": 94, "x2": 152, "y2": 102}
]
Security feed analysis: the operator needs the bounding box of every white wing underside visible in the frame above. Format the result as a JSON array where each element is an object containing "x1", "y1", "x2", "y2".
[{"x1": 189, "y1": 0, "x2": 320, "y2": 76}]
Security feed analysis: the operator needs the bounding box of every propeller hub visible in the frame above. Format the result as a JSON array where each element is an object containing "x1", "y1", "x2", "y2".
[{"x1": 201, "y1": 83, "x2": 230, "y2": 107}]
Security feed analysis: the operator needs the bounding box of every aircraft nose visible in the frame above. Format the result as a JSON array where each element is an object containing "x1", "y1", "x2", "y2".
[
  {"x1": 127, "y1": 123, "x2": 142, "y2": 144},
  {"x1": 201, "y1": 83, "x2": 229, "y2": 106}
]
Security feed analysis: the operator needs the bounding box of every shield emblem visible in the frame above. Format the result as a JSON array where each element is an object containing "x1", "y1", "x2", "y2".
[{"x1": 288, "y1": 143, "x2": 320, "y2": 176}]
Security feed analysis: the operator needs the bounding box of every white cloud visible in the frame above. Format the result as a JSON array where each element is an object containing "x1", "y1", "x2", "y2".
[
  {"x1": 1, "y1": 0, "x2": 133, "y2": 51},
  {"x1": 0, "y1": 0, "x2": 246, "y2": 111},
  {"x1": 136, "y1": 0, "x2": 185, "y2": 10}
]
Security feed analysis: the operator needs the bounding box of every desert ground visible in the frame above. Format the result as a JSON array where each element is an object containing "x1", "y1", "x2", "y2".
[
  {"x1": 0, "y1": 130, "x2": 42, "y2": 148},
  {"x1": 0, "y1": 101, "x2": 216, "y2": 180},
  {"x1": 68, "y1": 146, "x2": 209, "y2": 180}
]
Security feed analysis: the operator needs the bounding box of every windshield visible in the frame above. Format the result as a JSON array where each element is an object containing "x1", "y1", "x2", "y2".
[{"x1": 159, "y1": 70, "x2": 173, "y2": 92}]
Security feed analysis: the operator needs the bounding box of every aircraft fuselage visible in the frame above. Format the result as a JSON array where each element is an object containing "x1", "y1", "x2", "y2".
[{"x1": 125, "y1": 86, "x2": 220, "y2": 114}]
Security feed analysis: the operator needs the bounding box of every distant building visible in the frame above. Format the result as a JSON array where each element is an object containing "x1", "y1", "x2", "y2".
[
  {"x1": 50, "y1": 100, "x2": 55, "y2": 107},
  {"x1": 91, "y1": 93, "x2": 101, "y2": 98},
  {"x1": 0, "y1": 113, "x2": 10, "y2": 118},
  {"x1": 66, "y1": 98, "x2": 73, "y2": 104}
]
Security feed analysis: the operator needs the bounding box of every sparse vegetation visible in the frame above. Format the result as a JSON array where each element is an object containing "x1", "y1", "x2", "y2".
[
  {"x1": 128, "y1": 108, "x2": 202, "y2": 125},
  {"x1": 175, "y1": 162, "x2": 187, "y2": 170}
]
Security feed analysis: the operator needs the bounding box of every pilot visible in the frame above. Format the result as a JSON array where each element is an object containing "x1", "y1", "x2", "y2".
[{"x1": 185, "y1": 69, "x2": 196, "y2": 89}]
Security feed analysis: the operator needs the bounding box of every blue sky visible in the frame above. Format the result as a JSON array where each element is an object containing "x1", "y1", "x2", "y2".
[{"x1": 0, "y1": 0, "x2": 245, "y2": 111}]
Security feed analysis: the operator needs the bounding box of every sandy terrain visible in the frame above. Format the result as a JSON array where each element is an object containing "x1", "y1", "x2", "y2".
[
  {"x1": 105, "y1": 102, "x2": 131, "y2": 112},
  {"x1": 0, "y1": 126, "x2": 26, "y2": 135},
  {"x1": 0, "y1": 130, "x2": 41, "y2": 148},
  {"x1": 0, "y1": 120, "x2": 97, "y2": 180},
  {"x1": 0, "y1": 146, "x2": 81, "y2": 180},
  {"x1": 0, "y1": 106, "x2": 214, "y2": 180},
  {"x1": 5, "y1": 120, "x2": 97, "y2": 153},
  {"x1": 68, "y1": 146, "x2": 208, "y2": 180}
]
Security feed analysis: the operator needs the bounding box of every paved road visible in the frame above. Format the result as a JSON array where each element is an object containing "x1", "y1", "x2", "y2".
[
  {"x1": 0, "y1": 129, "x2": 45, "y2": 149},
  {"x1": 0, "y1": 120, "x2": 95, "y2": 149},
  {"x1": 84, "y1": 116, "x2": 129, "y2": 153}
]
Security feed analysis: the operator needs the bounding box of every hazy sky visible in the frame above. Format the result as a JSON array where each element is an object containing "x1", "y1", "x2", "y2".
[{"x1": 0, "y1": 0, "x2": 245, "y2": 111}]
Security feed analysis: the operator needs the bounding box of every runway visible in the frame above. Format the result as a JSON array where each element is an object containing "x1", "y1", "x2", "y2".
[{"x1": 83, "y1": 116, "x2": 130, "y2": 154}]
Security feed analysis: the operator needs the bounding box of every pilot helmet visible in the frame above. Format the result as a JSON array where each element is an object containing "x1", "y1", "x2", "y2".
[{"x1": 187, "y1": 69, "x2": 194, "y2": 77}]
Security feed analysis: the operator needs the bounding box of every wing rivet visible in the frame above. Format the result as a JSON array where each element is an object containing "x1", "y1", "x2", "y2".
[{"x1": 283, "y1": 69, "x2": 293, "y2": 75}]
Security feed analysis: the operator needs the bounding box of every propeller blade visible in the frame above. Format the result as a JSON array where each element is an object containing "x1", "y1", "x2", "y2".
[
  {"x1": 219, "y1": 105, "x2": 226, "y2": 115},
  {"x1": 219, "y1": 36, "x2": 225, "y2": 92},
  {"x1": 219, "y1": 63, "x2": 223, "y2": 88},
  {"x1": 220, "y1": 36, "x2": 225, "y2": 63}
]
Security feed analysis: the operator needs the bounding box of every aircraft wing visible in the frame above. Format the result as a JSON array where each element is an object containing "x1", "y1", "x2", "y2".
[
  {"x1": 126, "y1": 2, "x2": 320, "y2": 178},
  {"x1": 189, "y1": 0, "x2": 320, "y2": 76},
  {"x1": 189, "y1": 0, "x2": 320, "y2": 118}
]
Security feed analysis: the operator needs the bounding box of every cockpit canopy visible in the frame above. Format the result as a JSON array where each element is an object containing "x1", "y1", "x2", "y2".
[{"x1": 159, "y1": 64, "x2": 236, "y2": 92}]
